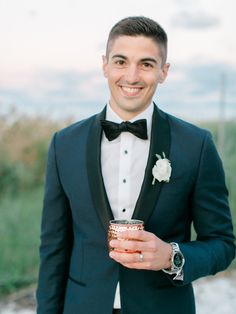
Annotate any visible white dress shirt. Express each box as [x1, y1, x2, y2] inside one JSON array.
[[101, 102, 153, 308]]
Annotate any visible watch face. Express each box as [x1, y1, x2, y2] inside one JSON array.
[[173, 252, 184, 268]]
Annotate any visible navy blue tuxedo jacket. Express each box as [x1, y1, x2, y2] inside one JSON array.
[[36, 105, 235, 314]]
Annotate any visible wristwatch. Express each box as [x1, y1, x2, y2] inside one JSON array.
[[162, 242, 185, 280]]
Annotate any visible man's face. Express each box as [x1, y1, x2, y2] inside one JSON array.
[[102, 35, 169, 120]]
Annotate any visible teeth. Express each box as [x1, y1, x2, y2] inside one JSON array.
[[122, 87, 141, 93]]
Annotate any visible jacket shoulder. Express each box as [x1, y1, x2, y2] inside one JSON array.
[[57, 114, 96, 138], [162, 110, 211, 139]]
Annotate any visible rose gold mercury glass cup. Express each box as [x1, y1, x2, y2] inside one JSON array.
[[108, 219, 144, 253]]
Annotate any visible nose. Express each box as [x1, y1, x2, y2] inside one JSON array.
[[123, 65, 140, 84]]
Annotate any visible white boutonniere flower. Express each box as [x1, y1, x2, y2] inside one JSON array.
[[152, 152, 172, 185]]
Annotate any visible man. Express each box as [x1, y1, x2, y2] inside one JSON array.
[[36, 16, 235, 314]]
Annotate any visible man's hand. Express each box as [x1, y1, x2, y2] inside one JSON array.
[[109, 230, 172, 270]]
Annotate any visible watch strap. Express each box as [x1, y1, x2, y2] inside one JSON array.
[[162, 242, 185, 281]]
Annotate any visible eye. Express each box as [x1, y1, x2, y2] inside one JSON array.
[[141, 62, 153, 69], [114, 59, 126, 66]]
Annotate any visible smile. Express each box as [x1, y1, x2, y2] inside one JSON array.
[[120, 85, 143, 97]]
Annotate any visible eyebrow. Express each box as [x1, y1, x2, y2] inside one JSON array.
[[140, 58, 158, 64], [111, 54, 158, 64], [111, 54, 127, 60]]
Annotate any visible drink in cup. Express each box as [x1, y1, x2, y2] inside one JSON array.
[[108, 219, 144, 253]]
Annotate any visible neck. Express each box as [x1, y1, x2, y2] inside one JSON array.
[[109, 104, 151, 121]]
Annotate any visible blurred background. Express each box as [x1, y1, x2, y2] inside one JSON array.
[[0, 0, 235, 308]]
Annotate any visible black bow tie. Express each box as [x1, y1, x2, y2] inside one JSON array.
[[100, 119, 148, 141]]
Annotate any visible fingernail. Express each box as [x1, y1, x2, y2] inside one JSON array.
[[110, 240, 117, 247], [109, 251, 115, 258]]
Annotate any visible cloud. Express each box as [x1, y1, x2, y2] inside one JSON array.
[[0, 63, 236, 122], [156, 62, 236, 120], [171, 11, 221, 29], [0, 69, 107, 120]]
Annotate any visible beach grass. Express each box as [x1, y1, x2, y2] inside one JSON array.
[[0, 112, 235, 296], [0, 187, 43, 296]]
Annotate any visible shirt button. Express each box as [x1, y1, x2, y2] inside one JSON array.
[[124, 150, 128, 154], [122, 208, 126, 212], [123, 179, 126, 183]]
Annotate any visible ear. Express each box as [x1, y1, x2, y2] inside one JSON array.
[[159, 62, 170, 84], [102, 55, 108, 78]]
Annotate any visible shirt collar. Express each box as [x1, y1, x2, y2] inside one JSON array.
[[105, 102, 154, 140]]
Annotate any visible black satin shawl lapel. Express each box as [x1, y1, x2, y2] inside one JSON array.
[[132, 104, 171, 223], [86, 107, 113, 232]]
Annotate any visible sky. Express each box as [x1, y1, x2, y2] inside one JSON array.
[[0, 0, 236, 121]]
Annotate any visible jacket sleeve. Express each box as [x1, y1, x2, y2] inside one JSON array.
[[36, 133, 73, 313], [172, 132, 235, 286]]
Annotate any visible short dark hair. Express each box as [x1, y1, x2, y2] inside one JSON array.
[[106, 16, 168, 64]]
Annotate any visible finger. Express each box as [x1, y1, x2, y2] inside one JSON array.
[[109, 250, 151, 264], [109, 239, 146, 252], [110, 236, 158, 252], [109, 250, 138, 263], [117, 252, 151, 270], [109, 251, 164, 271], [117, 229, 156, 242]]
